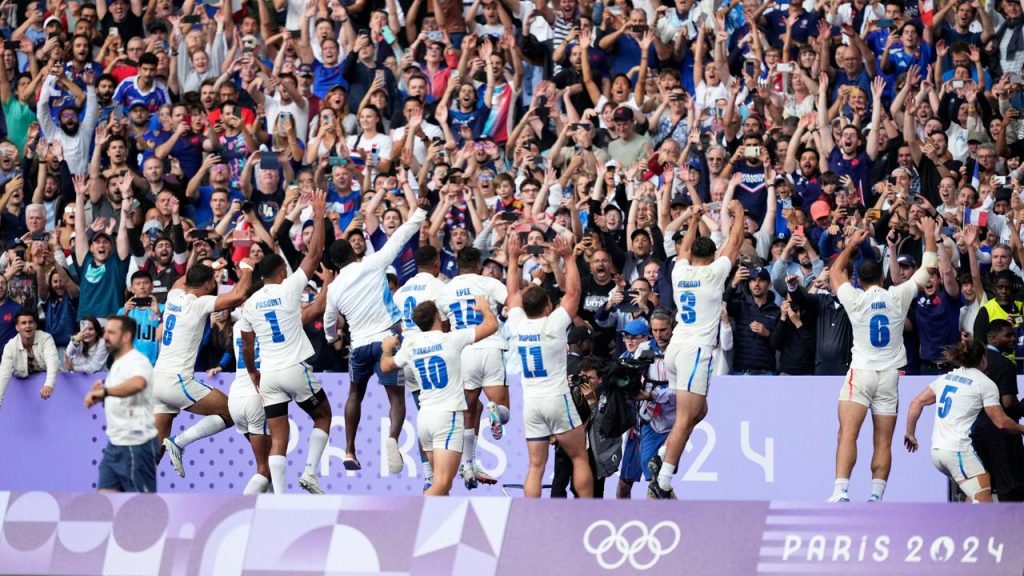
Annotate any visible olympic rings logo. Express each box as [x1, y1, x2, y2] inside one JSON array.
[[583, 520, 681, 571]]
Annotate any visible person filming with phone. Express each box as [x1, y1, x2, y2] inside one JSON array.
[[116, 270, 163, 366]]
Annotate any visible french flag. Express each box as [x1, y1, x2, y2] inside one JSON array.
[[970, 160, 980, 190], [964, 207, 988, 227]]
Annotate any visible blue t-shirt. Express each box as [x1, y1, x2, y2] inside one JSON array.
[[913, 289, 961, 361], [370, 227, 418, 284], [72, 253, 129, 321], [311, 60, 347, 100], [733, 161, 768, 223], [0, 299, 21, 350], [827, 149, 872, 202], [609, 35, 658, 81], [762, 8, 818, 48], [117, 304, 164, 365]]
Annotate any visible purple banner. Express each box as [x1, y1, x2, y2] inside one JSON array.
[[1, 492, 1022, 575], [0, 373, 962, 500]]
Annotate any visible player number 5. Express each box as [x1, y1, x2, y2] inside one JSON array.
[[937, 384, 957, 419]]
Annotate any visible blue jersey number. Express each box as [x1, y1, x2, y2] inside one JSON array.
[[679, 292, 696, 324], [264, 311, 285, 343], [235, 338, 261, 370], [938, 385, 958, 419], [403, 296, 417, 329], [450, 300, 484, 329], [161, 314, 176, 346], [869, 314, 890, 348], [414, 356, 449, 390], [518, 346, 548, 378]]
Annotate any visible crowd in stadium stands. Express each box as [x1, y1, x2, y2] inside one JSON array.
[[0, 0, 1022, 497]]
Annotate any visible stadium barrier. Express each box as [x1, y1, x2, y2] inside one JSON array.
[[0, 372, 970, 500], [0, 492, 1021, 575]]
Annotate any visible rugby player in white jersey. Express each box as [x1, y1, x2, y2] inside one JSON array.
[[505, 234, 591, 498], [650, 201, 744, 499], [442, 247, 510, 489], [380, 296, 498, 495], [240, 190, 330, 494], [229, 264, 333, 495], [155, 258, 254, 478], [325, 195, 431, 472], [904, 339, 1024, 502], [393, 245, 448, 488], [828, 221, 936, 502]]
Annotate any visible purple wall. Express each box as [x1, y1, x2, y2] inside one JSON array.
[[0, 373, 952, 500], [0, 492, 1022, 575]]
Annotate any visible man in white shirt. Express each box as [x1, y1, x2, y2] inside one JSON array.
[[651, 202, 745, 499], [0, 312, 61, 406], [505, 234, 592, 498], [381, 296, 498, 495], [442, 247, 510, 489], [325, 195, 430, 473], [241, 190, 329, 495], [392, 245, 448, 489], [36, 68, 98, 175], [904, 340, 1024, 502], [828, 222, 936, 503], [85, 315, 157, 493], [155, 261, 254, 479]]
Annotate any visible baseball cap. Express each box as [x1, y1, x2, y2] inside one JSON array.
[[896, 254, 917, 268], [620, 320, 650, 338], [297, 64, 313, 77], [241, 35, 260, 51], [612, 106, 634, 122], [482, 257, 504, 271], [567, 326, 592, 345], [90, 231, 112, 244], [810, 200, 831, 221], [44, 16, 63, 29], [142, 219, 164, 238], [771, 233, 790, 247], [670, 194, 688, 208], [750, 266, 771, 281], [147, 21, 168, 34]]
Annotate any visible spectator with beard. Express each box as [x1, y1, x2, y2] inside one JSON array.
[[580, 249, 617, 357], [37, 63, 98, 175], [726, 265, 781, 375]]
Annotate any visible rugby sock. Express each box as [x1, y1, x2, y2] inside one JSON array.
[[175, 415, 227, 448], [243, 474, 269, 495], [657, 462, 676, 491], [268, 455, 287, 495], [422, 460, 434, 483], [869, 479, 887, 501], [305, 429, 329, 476], [496, 405, 510, 424], [832, 478, 851, 499], [463, 430, 477, 466]]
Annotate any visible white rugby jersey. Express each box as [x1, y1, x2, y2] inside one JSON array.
[[505, 307, 572, 398], [239, 269, 313, 368], [442, 273, 508, 350], [229, 321, 259, 399], [393, 328, 476, 412], [929, 367, 1001, 452], [154, 289, 217, 376], [837, 253, 935, 371], [325, 208, 427, 348], [104, 348, 155, 446], [670, 256, 732, 347], [394, 272, 448, 334]]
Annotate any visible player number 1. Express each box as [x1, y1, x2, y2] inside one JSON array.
[[264, 311, 286, 343]]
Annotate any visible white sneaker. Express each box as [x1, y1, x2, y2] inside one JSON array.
[[867, 493, 882, 503], [473, 461, 497, 485], [826, 493, 850, 503], [299, 473, 325, 495], [385, 438, 403, 474], [461, 463, 478, 490], [163, 437, 185, 478]]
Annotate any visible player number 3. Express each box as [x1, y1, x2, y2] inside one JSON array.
[[679, 292, 696, 324]]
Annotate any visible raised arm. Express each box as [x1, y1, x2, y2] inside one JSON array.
[[299, 190, 328, 278], [213, 262, 254, 311]]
